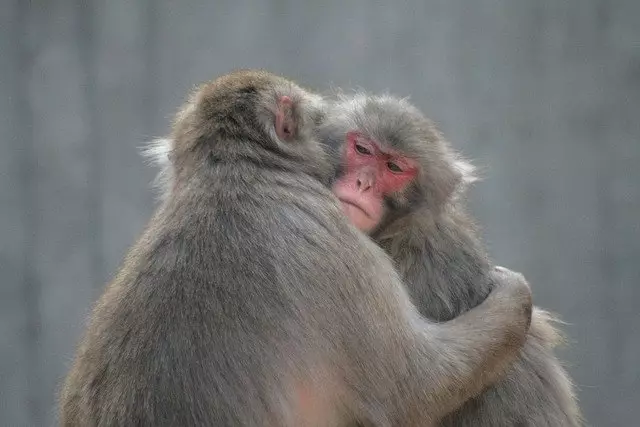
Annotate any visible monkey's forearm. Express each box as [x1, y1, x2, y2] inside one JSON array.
[[402, 269, 532, 422], [439, 316, 582, 427]]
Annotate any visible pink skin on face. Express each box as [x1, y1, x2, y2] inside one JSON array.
[[332, 131, 417, 232]]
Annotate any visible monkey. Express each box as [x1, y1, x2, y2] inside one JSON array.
[[59, 70, 533, 427], [319, 92, 582, 426]]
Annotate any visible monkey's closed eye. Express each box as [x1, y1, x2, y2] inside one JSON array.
[[355, 144, 372, 155], [387, 161, 403, 173]]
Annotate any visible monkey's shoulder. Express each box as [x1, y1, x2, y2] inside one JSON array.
[[220, 183, 392, 284]]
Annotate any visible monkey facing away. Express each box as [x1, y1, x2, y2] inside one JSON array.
[[59, 70, 533, 427], [320, 93, 582, 426]]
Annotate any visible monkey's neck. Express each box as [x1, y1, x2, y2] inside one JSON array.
[[376, 204, 493, 322]]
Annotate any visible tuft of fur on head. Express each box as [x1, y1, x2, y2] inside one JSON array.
[[321, 90, 479, 210], [141, 137, 174, 201]]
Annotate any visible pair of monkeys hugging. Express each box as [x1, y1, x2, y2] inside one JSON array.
[[60, 70, 582, 427]]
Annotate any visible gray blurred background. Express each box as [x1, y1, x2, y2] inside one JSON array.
[[1, 0, 638, 425]]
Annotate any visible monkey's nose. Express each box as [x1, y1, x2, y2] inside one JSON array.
[[356, 178, 372, 192]]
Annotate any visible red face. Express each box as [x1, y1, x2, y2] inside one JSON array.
[[332, 131, 418, 233]]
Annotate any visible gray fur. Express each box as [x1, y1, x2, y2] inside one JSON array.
[[321, 93, 582, 427], [59, 70, 533, 427]]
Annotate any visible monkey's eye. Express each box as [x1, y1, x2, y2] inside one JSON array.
[[355, 143, 372, 155], [387, 161, 403, 173]]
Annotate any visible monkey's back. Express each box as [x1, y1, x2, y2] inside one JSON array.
[[59, 165, 403, 426]]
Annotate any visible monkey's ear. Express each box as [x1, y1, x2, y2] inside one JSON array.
[[275, 96, 297, 142]]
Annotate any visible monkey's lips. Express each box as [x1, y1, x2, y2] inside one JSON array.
[[332, 184, 383, 232], [338, 197, 371, 219], [336, 196, 383, 234]]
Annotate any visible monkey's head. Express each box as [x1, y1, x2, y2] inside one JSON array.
[[146, 70, 330, 197], [320, 93, 476, 234]]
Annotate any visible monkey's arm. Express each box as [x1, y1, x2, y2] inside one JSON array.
[[438, 308, 583, 427], [346, 264, 531, 425], [408, 266, 532, 421]]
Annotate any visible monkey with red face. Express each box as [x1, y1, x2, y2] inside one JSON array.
[[320, 93, 582, 427]]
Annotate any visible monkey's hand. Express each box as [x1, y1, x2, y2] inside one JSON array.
[[487, 266, 533, 333]]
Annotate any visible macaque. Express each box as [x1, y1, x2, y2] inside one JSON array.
[[59, 70, 533, 427], [320, 93, 582, 426]]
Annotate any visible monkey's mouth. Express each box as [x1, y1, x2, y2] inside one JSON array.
[[338, 198, 371, 219]]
